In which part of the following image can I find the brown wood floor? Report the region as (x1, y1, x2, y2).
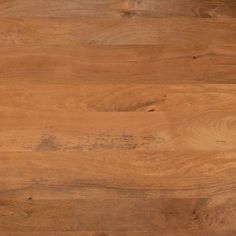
(0, 0, 236, 235)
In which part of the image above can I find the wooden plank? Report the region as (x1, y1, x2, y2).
(0, 45, 235, 84)
(0, 151, 236, 199)
(0, 232, 235, 236)
(0, 0, 235, 18)
(0, 110, 236, 152)
(1, 84, 236, 112)
(0, 196, 235, 231)
(0, 18, 235, 46)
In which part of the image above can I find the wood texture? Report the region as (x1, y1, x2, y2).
(1, 84, 236, 112)
(0, 0, 235, 18)
(0, 0, 236, 235)
(0, 45, 235, 84)
(1, 110, 236, 152)
(0, 151, 236, 199)
(0, 232, 235, 236)
(0, 18, 235, 46)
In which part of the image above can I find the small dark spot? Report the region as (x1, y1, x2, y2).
(89, 39, 96, 45)
(148, 108, 155, 112)
(28, 197, 32, 201)
(193, 56, 197, 60)
(121, 10, 137, 18)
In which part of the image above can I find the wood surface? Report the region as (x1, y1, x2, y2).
(0, 0, 236, 235)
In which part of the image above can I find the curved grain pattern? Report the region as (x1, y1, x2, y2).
(1, 85, 236, 112)
(0, 151, 236, 199)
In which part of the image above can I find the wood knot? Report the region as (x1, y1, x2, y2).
(121, 10, 137, 18)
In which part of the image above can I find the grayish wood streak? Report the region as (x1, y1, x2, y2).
(0, 110, 236, 152)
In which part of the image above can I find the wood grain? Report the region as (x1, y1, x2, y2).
(0, 197, 236, 232)
(1, 110, 236, 152)
(0, 150, 236, 231)
(0, 45, 235, 84)
(0, 0, 235, 18)
(0, 151, 236, 199)
(0, 0, 235, 235)
(0, 232, 235, 236)
(0, 18, 235, 46)
(1, 84, 236, 112)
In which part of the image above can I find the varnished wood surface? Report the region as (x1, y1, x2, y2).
(0, 0, 235, 18)
(0, 0, 236, 235)
(1, 150, 236, 199)
(1, 84, 236, 112)
(0, 45, 235, 84)
(0, 232, 235, 236)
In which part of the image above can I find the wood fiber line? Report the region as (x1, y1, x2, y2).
(1, 84, 236, 112)
(0, 0, 235, 18)
(0, 45, 235, 84)
(0, 151, 236, 199)
(0, 18, 235, 46)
